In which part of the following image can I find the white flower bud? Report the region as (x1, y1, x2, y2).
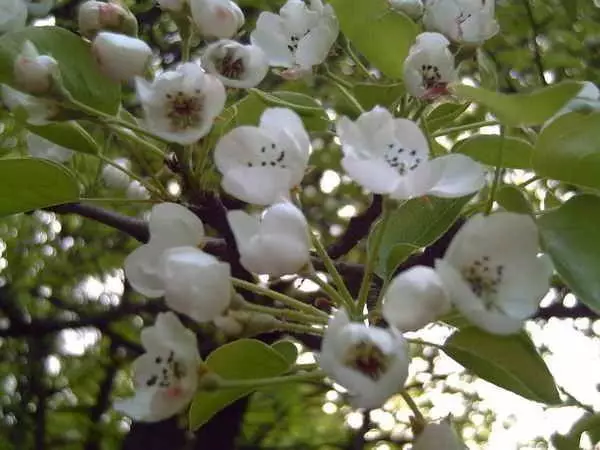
(0, 0, 27, 34)
(388, 0, 423, 19)
(14, 41, 60, 95)
(413, 422, 466, 450)
(190, 0, 244, 39)
(92, 32, 152, 82)
(101, 157, 130, 189)
(78, 1, 138, 39)
(126, 180, 150, 200)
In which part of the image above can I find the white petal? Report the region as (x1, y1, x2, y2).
(260, 202, 309, 240)
(250, 12, 295, 67)
(392, 118, 430, 156)
(227, 210, 260, 246)
(124, 244, 167, 297)
(148, 311, 200, 360)
(425, 154, 486, 198)
(383, 266, 451, 332)
(341, 156, 400, 194)
(240, 235, 310, 277)
(149, 202, 205, 247)
(295, 21, 338, 69)
(221, 167, 293, 205)
(259, 107, 311, 160)
(413, 422, 466, 450)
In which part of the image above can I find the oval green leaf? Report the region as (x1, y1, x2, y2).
(495, 185, 533, 214)
(453, 134, 534, 169)
(0, 26, 121, 114)
(0, 158, 80, 216)
(329, 0, 418, 79)
(452, 82, 581, 127)
(28, 122, 99, 154)
(443, 327, 561, 404)
(189, 339, 289, 431)
(538, 195, 600, 313)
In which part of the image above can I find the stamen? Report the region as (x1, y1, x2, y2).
(344, 341, 390, 381)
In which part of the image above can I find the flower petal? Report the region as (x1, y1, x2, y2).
(124, 244, 166, 298)
(341, 155, 400, 194)
(425, 153, 486, 198)
(221, 167, 293, 205)
(149, 202, 205, 247)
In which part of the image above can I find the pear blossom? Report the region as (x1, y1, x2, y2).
(115, 312, 201, 422)
(1, 84, 60, 125)
(318, 308, 410, 409)
(336, 106, 485, 200)
(202, 40, 268, 88)
(227, 202, 310, 277)
(135, 62, 226, 144)
(159, 246, 232, 323)
(413, 422, 467, 450)
(14, 41, 60, 95)
(214, 107, 311, 205)
(126, 180, 151, 200)
(388, 0, 423, 19)
(101, 158, 131, 189)
(423, 0, 499, 45)
(435, 213, 553, 335)
(125, 202, 205, 297)
(382, 266, 451, 332)
(190, 0, 244, 39)
(24, 0, 54, 17)
(251, 0, 339, 79)
(403, 32, 456, 100)
(93, 32, 152, 82)
(26, 133, 72, 162)
(78, 1, 138, 39)
(0, 0, 27, 34)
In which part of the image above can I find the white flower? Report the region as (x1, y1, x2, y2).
(190, 0, 244, 39)
(135, 62, 226, 145)
(24, 0, 54, 17)
(336, 106, 485, 200)
(115, 312, 201, 422)
(383, 266, 451, 332)
(92, 32, 152, 82)
(318, 308, 410, 409)
(403, 32, 456, 100)
(0, 0, 27, 34)
(126, 180, 151, 200)
(1, 84, 59, 125)
(413, 422, 466, 450)
(159, 246, 232, 323)
(435, 213, 553, 335)
(423, 0, 499, 45)
(14, 41, 60, 95)
(214, 107, 310, 205)
(125, 202, 206, 297)
(251, 0, 339, 78)
(101, 157, 131, 189)
(78, 1, 138, 38)
(26, 133, 72, 162)
(388, 0, 423, 19)
(202, 40, 268, 89)
(227, 202, 310, 277)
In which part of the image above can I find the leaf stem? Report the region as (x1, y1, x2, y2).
(215, 370, 325, 390)
(97, 154, 165, 198)
(485, 126, 506, 215)
(432, 120, 499, 138)
(400, 390, 426, 424)
(241, 302, 328, 325)
(306, 269, 350, 309)
(324, 73, 365, 114)
(274, 322, 325, 336)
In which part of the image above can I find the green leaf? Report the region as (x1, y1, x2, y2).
(533, 112, 600, 190)
(476, 49, 499, 91)
(452, 82, 581, 126)
(426, 102, 471, 132)
(537, 195, 600, 314)
(0, 26, 121, 114)
(495, 185, 533, 214)
(353, 82, 405, 110)
(272, 340, 299, 367)
(27, 122, 99, 154)
(443, 327, 561, 404)
(189, 339, 289, 430)
(0, 158, 80, 216)
(375, 196, 472, 278)
(329, 0, 418, 79)
(453, 135, 534, 169)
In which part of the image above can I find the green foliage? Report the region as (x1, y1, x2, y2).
(27, 122, 99, 154)
(189, 339, 290, 430)
(495, 185, 533, 214)
(453, 134, 534, 169)
(538, 195, 600, 314)
(0, 158, 79, 216)
(443, 327, 561, 404)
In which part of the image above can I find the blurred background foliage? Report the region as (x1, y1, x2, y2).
(1, 0, 600, 449)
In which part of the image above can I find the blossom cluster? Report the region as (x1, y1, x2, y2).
(0, 0, 573, 447)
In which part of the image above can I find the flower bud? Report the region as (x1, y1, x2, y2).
(0, 0, 27, 34)
(388, 0, 423, 19)
(14, 41, 60, 95)
(92, 32, 152, 82)
(78, 0, 138, 39)
(190, 0, 245, 39)
(101, 157, 130, 189)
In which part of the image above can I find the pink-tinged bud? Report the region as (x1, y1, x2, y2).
(78, 1, 138, 39)
(190, 0, 245, 39)
(14, 41, 60, 95)
(92, 32, 152, 82)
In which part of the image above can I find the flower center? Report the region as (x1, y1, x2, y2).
(145, 350, 187, 392)
(165, 90, 203, 131)
(218, 50, 245, 79)
(287, 30, 310, 55)
(383, 143, 423, 175)
(344, 340, 390, 381)
(461, 255, 505, 305)
(246, 142, 288, 169)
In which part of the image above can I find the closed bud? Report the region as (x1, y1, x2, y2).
(78, 1, 138, 39)
(14, 41, 60, 95)
(388, 0, 423, 19)
(92, 32, 152, 82)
